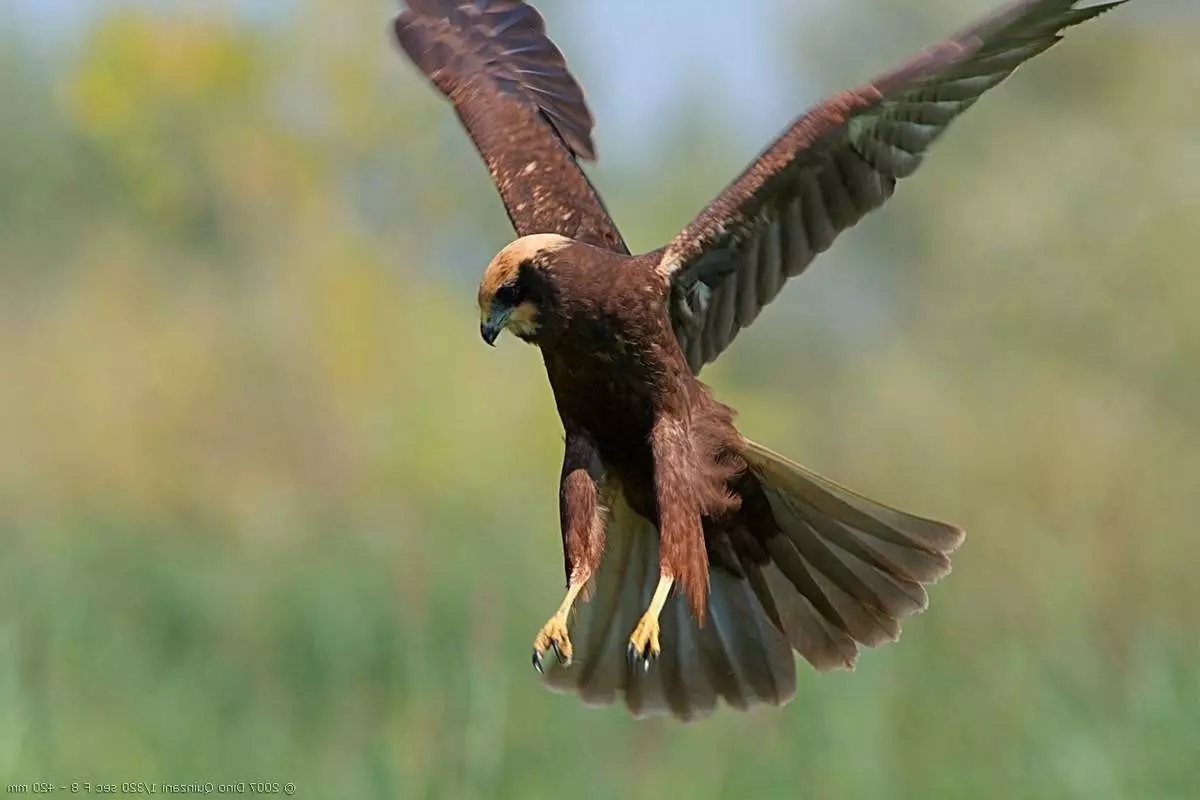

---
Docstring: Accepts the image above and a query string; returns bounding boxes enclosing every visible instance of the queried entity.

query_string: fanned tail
[541,489,796,722]
[739,439,964,672]
[541,441,963,720]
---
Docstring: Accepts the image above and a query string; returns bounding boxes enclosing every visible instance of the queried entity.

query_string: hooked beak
[480,304,511,347]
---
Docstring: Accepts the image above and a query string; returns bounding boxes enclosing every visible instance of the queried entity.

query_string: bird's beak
[480,304,511,347]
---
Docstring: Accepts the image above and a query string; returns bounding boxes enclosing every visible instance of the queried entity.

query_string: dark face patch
[494,277,524,308]
[483,261,559,344]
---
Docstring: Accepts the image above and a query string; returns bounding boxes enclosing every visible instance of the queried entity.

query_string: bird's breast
[543,345,659,473]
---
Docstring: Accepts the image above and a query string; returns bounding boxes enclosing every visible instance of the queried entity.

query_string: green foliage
[0,3,1196,798]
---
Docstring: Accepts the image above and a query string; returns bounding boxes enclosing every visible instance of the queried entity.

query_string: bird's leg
[532,427,606,674]
[532,570,590,673]
[628,573,675,670]
[637,414,710,675]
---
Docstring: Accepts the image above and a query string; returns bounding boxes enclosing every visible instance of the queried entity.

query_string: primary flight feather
[394,0,1127,720]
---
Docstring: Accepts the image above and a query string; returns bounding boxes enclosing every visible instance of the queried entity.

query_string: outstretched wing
[659,0,1126,373]
[395,0,628,253]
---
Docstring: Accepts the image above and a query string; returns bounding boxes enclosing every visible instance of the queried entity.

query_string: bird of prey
[395,0,1127,720]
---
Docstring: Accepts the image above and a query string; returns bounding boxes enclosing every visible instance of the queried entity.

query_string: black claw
[532,650,544,674]
[626,641,660,673]
[550,640,563,663]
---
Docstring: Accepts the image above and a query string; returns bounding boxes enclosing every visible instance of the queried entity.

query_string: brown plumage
[395,0,1127,720]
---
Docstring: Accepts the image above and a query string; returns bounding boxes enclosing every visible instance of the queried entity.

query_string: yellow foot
[531,615,572,673]
[627,612,662,671]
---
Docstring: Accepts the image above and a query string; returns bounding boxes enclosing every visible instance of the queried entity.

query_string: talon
[627,611,662,672]
[532,614,573,672]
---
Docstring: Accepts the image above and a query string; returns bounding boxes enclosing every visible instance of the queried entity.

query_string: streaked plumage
[395,0,1127,720]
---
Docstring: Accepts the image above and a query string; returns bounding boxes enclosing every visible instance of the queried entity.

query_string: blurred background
[1,0,1197,797]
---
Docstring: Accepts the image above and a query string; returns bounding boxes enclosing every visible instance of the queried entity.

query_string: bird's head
[477,233,571,346]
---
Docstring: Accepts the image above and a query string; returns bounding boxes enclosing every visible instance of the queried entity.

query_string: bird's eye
[496,282,522,306]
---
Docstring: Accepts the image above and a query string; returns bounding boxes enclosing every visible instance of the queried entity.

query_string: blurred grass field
[1,2,1198,797]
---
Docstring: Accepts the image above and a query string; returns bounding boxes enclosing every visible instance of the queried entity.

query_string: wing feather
[662,0,1126,372]
[395,1,628,252]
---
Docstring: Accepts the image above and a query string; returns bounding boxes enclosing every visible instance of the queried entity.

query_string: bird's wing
[395,1,628,253]
[658,0,1126,373]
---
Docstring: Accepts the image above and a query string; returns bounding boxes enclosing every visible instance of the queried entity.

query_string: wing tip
[393,0,598,163]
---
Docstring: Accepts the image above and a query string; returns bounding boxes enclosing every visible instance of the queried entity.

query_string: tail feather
[807,505,951,584]
[743,439,964,672]
[809,558,902,647]
[542,441,962,718]
[824,535,929,617]
[704,566,794,710]
[760,561,860,671]
[570,502,644,706]
[746,440,963,554]
[619,540,670,717]
[542,490,795,721]
[662,593,716,717]
[769,500,919,647]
